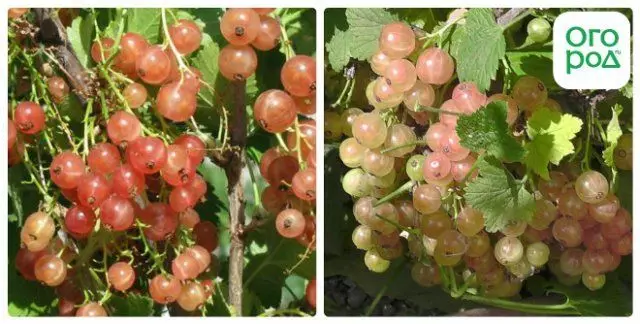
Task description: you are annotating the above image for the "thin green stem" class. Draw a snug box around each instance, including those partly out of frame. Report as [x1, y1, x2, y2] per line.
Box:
[82, 99, 94, 158]
[451, 274, 475, 298]
[102, 244, 109, 284]
[135, 220, 167, 274]
[364, 259, 406, 316]
[438, 265, 451, 291]
[214, 280, 235, 316]
[22, 155, 51, 200]
[246, 155, 262, 208]
[274, 133, 290, 152]
[460, 153, 484, 184]
[452, 195, 460, 219]
[448, 267, 458, 293]
[594, 117, 607, 142]
[279, 9, 305, 26]
[244, 239, 285, 288]
[293, 118, 305, 167]
[88, 268, 106, 290]
[416, 105, 462, 116]
[373, 180, 414, 207]
[582, 107, 593, 171]
[502, 58, 512, 93]
[434, 73, 457, 107]
[514, 37, 537, 50]
[331, 78, 354, 109]
[21, 50, 76, 150]
[42, 131, 59, 154]
[277, 11, 296, 60]
[461, 293, 579, 315]
[161, 8, 190, 73]
[344, 76, 357, 107]
[420, 14, 466, 49]
[380, 140, 423, 154]
[374, 212, 420, 236]
[97, 66, 161, 140]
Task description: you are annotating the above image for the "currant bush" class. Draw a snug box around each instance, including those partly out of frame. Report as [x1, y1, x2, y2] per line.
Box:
[324, 8, 632, 317]
[9, 7, 315, 317]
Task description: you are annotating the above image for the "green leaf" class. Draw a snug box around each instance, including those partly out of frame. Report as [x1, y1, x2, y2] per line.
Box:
[524, 108, 583, 179]
[545, 274, 631, 316]
[173, 10, 196, 22]
[464, 156, 535, 232]
[56, 93, 85, 123]
[602, 105, 623, 168]
[326, 28, 352, 72]
[190, 8, 225, 44]
[8, 164, 43, 225]
[191, 37, 258, 133]
[66, 13, 95, 68]
[196, 158, 230, 259]
[620, 82, 633, 99]
[345, 8, 397, 61]
[280, 9, 316, 57]
[325, 8, 396, 72]
[244, 218, 315, 309]
[455, 101, 524, 162]
[196, 156, 268, 262]
[192, 38, 221, 103]
[279, 275, 307, 309]
[102, 9, 124, 39]
[523, 134, 555, 180]
[190, 39, 223, 132]
[506, 51, 559, 91]
[125, 8, 162, 43]
[203, 279, 265, 316]
[107, 294, 155, 316]
[7, 275, 56, 316]
[389, 8, 440, 31]
[436, 21, 461, 52]
[450, 8, 505, 91]
[205, 281, 232, 316]
[8, 165, 25, 224]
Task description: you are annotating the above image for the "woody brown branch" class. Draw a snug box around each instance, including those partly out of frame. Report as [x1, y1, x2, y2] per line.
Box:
[225, 80, 248, 315]
[32, 8, 93, 105]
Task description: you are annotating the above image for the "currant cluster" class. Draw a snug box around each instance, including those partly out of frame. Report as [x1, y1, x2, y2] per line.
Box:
[331, 19, 632, 299]
[216, 9, 317, 253]
[90, 16, 204, 121]
[14, 122, 219, 315]
[9, 10, 226, 316]
[10, 7, 316, 315]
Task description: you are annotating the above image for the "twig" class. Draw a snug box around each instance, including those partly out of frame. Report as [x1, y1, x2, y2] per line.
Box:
[226, 80, 248, 315]
[286, 234, 316, 275]
[161, 8, 195, 81]
[497, 8, 532, 28]
[32, 8, 93, 104]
